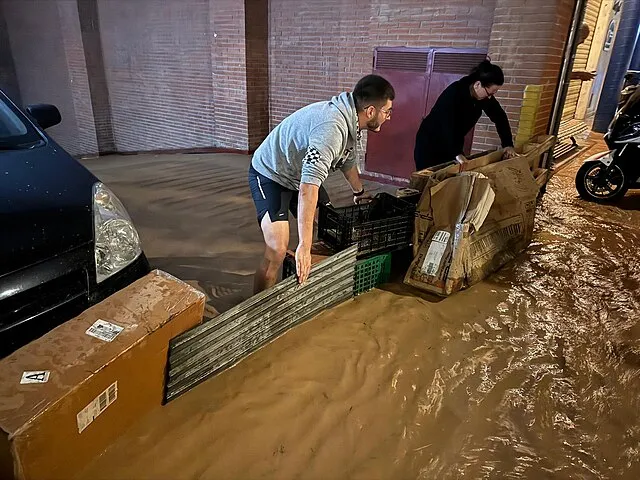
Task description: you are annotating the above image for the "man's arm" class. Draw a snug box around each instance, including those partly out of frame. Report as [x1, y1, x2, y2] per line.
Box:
[341, 165, 372, 203]
[296, 183, 319, 284]
[296, 123, 343, 283]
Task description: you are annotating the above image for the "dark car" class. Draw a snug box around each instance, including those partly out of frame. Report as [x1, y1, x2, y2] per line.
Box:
[0, 89, 150, 357]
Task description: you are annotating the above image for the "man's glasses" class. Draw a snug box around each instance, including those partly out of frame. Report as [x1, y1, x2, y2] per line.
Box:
[378, 107, 392, 118]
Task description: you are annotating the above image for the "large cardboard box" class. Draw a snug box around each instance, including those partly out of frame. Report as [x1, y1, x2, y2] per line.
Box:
[405, 156, 539, 296]
[409, 134, 555, 194]
[0, 270, 205, 480]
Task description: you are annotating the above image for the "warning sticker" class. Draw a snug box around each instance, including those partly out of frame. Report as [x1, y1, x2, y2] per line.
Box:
[85, 319, 124, 343]
[421, 230, 450, 276]
[77, 381, 118, 433]
[20, 371, 50, 384]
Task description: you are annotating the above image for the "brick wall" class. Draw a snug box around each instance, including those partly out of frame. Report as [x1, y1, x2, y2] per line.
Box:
[269, 0, 496, 126]
[2, 0, 97, 156]
[269, 0, 573, 158]
[2, 0, 574, 158]
[97, 0, 216, 152]
[476, 0, 574, 151]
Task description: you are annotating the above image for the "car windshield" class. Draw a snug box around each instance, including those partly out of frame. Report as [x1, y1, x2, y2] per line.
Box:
[0, 93, 42, 150]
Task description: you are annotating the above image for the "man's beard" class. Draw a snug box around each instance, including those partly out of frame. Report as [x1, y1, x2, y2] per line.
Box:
[366, 118, 381, 131]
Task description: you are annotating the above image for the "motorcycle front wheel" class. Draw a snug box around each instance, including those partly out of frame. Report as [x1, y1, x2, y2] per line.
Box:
[575, 160, 628, 203]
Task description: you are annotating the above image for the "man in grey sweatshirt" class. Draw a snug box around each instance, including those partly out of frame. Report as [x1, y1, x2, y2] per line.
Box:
[249, 74, 395, 292]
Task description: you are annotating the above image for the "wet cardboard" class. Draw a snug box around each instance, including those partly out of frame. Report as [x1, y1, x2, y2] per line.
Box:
[0, 270, 205, 480]
[406, 156, 538, 296]
[409, 134, 555, 194]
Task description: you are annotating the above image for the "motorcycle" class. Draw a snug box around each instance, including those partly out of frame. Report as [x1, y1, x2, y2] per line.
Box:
[576, 71, 640, 203]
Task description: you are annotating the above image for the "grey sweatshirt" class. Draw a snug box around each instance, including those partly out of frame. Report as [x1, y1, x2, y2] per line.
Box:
[251, 92, 360, 191]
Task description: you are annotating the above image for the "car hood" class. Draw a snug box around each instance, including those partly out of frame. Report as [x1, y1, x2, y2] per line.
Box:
[0, 142, 98, 277]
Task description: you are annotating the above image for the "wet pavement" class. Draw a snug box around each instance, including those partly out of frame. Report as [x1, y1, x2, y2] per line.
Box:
[80, 142, 640, 479]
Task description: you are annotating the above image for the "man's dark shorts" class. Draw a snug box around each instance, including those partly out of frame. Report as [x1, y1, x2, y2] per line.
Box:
[248, 165, 332, 224]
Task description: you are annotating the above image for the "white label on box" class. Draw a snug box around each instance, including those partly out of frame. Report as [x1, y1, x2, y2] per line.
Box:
[20, 370, 50, 384]
[421, 230, 451, 276]
[77, 381, 118, 433]
[85, 319, 124, 342]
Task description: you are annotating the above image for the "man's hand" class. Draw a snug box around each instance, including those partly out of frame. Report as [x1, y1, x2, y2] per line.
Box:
[503, 146, 518, 159]
[353, 189, 374, 204]
[295, 242, 312, 284]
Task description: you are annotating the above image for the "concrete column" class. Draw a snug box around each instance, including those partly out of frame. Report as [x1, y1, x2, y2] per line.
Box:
[77, 0, 115, 154]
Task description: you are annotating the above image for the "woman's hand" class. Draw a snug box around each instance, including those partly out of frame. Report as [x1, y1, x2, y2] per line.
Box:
[503, 147, 518, 159]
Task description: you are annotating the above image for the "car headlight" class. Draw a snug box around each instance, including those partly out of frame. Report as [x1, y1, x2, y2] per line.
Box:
[93, 182, 142, 283]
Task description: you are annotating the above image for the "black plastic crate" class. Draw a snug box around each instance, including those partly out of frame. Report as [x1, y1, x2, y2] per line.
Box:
[318, 192, 415, 257]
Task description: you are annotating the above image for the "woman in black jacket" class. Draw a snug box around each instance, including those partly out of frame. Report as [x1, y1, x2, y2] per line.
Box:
[414, 60, 517, 171]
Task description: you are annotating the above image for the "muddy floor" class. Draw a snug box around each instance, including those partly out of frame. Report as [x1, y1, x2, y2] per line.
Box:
[80, 143, 640, 479]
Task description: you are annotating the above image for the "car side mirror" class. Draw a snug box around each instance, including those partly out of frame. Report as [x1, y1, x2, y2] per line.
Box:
[25, 104, 62, 130]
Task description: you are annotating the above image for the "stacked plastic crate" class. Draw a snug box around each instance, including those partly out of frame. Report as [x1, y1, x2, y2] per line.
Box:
[283, 193, 416, 295]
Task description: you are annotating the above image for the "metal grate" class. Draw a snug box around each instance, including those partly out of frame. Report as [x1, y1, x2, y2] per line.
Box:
[164, 245, 358, 402]
[432, 52, 487, 74]
[374, 49, 429, 73]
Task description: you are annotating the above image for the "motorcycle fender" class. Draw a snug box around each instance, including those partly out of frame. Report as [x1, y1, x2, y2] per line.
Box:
[584, 150, 615, 166]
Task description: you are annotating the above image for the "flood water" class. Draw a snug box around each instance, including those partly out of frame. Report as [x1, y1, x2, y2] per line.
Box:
[79, 149, 640, 480]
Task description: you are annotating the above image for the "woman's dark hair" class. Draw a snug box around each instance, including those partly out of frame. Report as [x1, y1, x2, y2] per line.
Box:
[353, 74, 395, 112]
[469, 60, 505, 87]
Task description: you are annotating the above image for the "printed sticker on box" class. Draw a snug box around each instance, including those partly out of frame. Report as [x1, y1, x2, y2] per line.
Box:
[85, 319, 124, 342]
[20, 370, 50, 384]
[77, 381, 118, 433]
[421, 230, 451, 276]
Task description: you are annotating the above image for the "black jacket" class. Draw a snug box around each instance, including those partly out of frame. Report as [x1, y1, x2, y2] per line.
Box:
[414, 76, 514, 170]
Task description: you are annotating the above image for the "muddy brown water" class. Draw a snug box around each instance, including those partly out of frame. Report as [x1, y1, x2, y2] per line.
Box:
[80, 148, 640, 479]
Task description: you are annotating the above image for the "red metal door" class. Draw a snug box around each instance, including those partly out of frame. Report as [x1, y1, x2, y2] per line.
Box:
[365, 48, 430, 182]
[364, 69, 429, 180]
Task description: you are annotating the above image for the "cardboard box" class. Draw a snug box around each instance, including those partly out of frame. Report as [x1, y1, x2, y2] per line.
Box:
[405, 156, 538, 296]
[0, 270, 205, 480]
[409, 134, 556, 194]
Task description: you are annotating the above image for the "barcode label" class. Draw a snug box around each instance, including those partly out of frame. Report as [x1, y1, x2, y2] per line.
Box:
[421, 230, 450, 276]
[470, 221, 523, 261]
[85, 319, 124, 343]
[77, 381, 118, 433]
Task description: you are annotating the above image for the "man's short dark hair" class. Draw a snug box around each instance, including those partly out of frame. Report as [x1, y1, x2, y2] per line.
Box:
[353, 74, 395, 112]
[470, 60, 505, 87]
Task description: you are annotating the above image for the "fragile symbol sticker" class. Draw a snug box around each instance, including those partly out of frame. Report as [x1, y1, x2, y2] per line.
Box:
[20, 370, 50, 384]
[85, 319, 124, 343]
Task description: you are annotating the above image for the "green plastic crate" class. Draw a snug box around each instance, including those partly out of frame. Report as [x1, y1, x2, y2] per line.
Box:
[354, 252, 392, 296]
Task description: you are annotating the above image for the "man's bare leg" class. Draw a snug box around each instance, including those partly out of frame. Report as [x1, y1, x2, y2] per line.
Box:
[254, 214, 290, 294]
